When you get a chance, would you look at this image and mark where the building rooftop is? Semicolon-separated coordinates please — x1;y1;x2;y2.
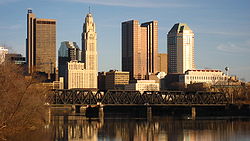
169;23;191;33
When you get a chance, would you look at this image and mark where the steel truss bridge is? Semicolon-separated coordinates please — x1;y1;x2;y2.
47;89;230;106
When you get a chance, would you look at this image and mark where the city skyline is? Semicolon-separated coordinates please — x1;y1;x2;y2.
0;0;249;81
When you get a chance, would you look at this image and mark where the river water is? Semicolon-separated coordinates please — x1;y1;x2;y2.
12;109;250;141
42;109;250;141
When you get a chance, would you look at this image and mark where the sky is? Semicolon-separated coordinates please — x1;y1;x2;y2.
0;0;250;81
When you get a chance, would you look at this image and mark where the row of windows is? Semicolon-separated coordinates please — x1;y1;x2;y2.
186;76;226;81
37;21;56;24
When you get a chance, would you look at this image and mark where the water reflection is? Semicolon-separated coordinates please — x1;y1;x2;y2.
50;112;250;141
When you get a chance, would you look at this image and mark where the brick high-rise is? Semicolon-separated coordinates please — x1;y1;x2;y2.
26;9;56;80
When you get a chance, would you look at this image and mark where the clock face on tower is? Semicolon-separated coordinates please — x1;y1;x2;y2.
89;34;94;39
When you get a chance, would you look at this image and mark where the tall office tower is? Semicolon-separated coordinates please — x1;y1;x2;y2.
81;13;98;88
141;21;158;74
58;41;81;78
26;9;56;79
167;23;195;73
122;20;158;80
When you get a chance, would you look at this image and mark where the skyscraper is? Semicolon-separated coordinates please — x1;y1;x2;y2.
122;20;158;80
26;9;56;79
141;21;158;74
81;12;98;88
58;41;81;80
167;23;195;74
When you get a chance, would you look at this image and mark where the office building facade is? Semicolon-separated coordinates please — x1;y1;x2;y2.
105;70;129;90
179;69;228;86
122;20;158;80
26;9;56;79
157;53;168;73
167;23;195;74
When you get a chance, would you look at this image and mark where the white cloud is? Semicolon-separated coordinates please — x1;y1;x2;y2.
216;41;250;54
58;0;194;8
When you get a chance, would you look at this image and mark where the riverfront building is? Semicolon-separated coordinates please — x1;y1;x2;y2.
105;70;129;90
122;20;158;80
179;69;228;86
167;23;195;73
26;9;56;80
125;80;159;93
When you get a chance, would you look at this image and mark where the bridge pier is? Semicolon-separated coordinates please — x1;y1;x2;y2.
71;105;82;113
147;107;152;120
99;106;104;121
191;107;196;119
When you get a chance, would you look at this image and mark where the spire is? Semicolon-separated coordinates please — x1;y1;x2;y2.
88;6;91;14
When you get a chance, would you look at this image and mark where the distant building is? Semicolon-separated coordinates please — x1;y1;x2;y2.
125;80;159;93
42;77;64;90
122;20;158;80
179;69;228;86
98;72;106;91
167;23;195;73
58;41;81;79
105;70;129;90
157;53;168;73
5;54;26;65
26;9;56;80
0;47;8;64
65;61;85;89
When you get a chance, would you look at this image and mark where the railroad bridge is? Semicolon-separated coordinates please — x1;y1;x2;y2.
47;89;229;106
47;89;232;118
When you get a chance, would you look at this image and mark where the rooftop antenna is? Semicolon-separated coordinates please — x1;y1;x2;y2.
88;6;91;14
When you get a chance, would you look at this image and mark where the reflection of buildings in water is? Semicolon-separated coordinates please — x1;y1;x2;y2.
51;114;250;141
51;115;103;141
183;130;214;141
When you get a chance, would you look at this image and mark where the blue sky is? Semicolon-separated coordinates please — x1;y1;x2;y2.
0;0;250;81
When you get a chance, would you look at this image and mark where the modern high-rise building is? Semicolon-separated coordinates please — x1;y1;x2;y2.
157;53;168;73
58;41;81;78
167;23;195;74
122;20;158;80
26;9;56;79
141;21;158;74
81;12;98;88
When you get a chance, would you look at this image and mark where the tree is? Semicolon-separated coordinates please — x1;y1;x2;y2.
0;63;49;139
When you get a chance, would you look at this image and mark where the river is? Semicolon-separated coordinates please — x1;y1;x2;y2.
12;108;250;141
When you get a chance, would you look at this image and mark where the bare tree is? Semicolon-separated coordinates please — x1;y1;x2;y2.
0;63;49;139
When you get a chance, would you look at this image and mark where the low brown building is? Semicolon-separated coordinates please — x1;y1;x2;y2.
105;70;129;90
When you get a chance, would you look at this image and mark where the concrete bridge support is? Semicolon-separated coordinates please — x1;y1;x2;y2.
147;107;152;120
192;107;196;119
